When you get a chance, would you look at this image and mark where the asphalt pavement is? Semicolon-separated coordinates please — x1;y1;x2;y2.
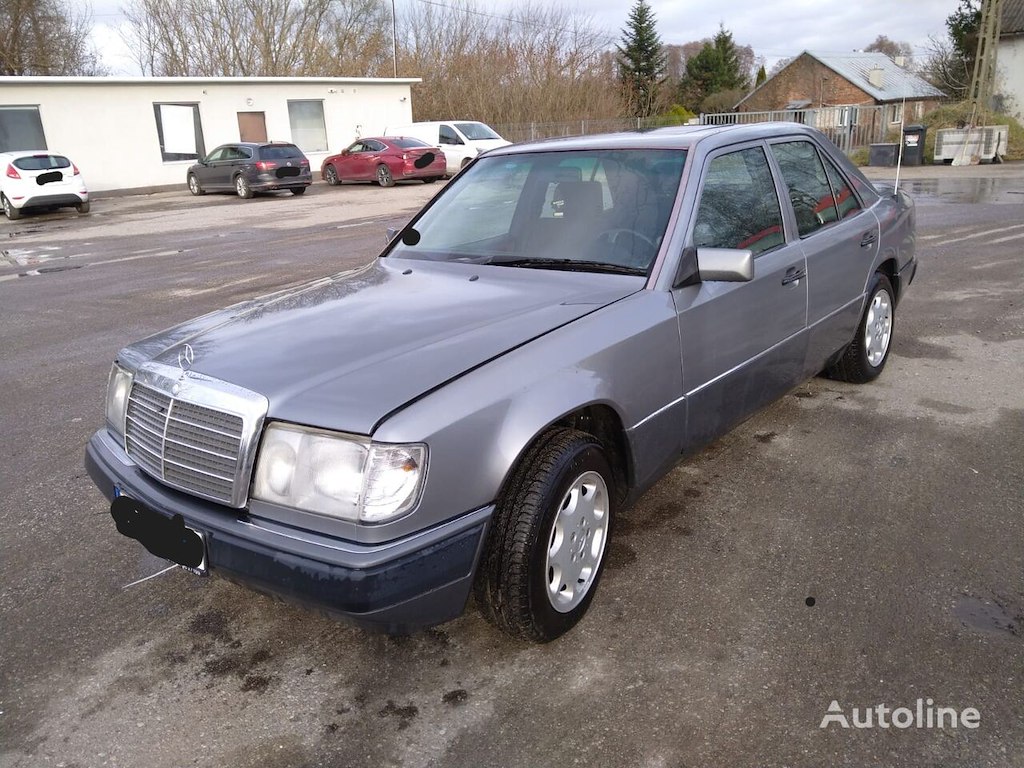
0;163;1022;768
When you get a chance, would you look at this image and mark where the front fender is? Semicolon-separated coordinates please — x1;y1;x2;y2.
373;290;683;538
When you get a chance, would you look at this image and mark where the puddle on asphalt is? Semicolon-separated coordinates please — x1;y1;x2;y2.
953;595;1019;635
898;176;1024;204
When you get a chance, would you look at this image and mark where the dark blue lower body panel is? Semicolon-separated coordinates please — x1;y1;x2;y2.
86;430;490;634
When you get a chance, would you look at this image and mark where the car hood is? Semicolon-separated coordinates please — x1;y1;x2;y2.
120;259;641;435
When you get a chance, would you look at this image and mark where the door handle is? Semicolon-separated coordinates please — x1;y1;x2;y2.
781;266;806;286
860;231;878;247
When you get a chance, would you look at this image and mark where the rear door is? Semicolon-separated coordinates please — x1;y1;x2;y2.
672;143;808;448
11;153;77;193
767;139;878;374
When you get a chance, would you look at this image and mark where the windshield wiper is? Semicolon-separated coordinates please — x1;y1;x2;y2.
485;257;647;276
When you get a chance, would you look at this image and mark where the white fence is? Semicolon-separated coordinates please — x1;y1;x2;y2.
699;106;891;154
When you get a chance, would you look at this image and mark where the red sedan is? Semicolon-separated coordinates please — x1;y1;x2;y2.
321;137;447;187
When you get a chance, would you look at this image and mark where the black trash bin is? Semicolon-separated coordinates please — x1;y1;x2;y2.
902;124;926;166
869;143;899;167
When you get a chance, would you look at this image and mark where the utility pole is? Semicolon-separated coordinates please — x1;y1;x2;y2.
966;0;1002;124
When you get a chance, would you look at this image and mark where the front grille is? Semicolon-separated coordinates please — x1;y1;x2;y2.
125;382;245;505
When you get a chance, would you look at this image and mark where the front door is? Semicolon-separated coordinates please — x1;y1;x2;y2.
237;112;267;143
672;143;808;450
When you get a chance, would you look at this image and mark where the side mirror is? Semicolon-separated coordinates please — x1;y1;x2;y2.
697;247;754;282
673;246;754;287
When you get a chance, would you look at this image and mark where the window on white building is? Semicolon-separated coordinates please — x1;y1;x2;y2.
153;103;205;162
288;100;328;152
0;106;47;152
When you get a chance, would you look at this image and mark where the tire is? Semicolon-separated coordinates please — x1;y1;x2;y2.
422;177;438;184
187;174;205;196
76;201;90;214
475;428;615;642
235;175;253;199
2;194;22;220
828;273;895;383
324;165;340;186
376;164;395;187
290;186;306;196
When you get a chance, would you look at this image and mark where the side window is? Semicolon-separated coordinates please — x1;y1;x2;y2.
365;140;386;152
821;155;862;219
770;141;839;237
693;147;784;257
238;147;253;160
439;126;462;145
206;147;227;162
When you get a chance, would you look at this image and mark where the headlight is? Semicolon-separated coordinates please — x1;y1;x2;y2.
252;422;426;523
105;363;134;438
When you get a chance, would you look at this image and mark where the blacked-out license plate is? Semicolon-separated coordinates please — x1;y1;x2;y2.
110;493;208;576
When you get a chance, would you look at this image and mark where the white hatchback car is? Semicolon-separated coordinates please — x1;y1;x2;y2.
1;150;90;220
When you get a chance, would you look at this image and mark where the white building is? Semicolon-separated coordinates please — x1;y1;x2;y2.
0;76;420;192
997;1;1024;119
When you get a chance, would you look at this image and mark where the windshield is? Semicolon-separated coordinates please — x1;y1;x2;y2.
388;149;686;275
455;122;502;141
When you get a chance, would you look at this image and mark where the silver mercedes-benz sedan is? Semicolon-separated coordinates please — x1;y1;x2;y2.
87;123;916;642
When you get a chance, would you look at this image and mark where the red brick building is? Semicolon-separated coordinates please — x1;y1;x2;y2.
737;52;945;123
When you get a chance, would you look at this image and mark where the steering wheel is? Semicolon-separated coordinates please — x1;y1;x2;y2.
593;228;659;267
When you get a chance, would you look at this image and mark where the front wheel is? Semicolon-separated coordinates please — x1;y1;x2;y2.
235;175;253;199
475;428;614;642
187;174;204;196
324;165;340;186
828;273;895;383
3;194;22;220
376;164;395;187
290;186;306;196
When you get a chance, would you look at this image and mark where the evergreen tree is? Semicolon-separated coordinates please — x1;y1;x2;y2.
616;0;667;119
677;26;748;111
755;64;767;88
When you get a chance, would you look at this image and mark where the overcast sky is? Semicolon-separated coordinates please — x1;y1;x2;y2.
87;0;960;76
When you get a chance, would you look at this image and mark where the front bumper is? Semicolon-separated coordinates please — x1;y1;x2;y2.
85;429;491;633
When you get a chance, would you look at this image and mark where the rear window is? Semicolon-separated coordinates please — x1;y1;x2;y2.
13;155;71;171
259;145;304;160
390;137;432;149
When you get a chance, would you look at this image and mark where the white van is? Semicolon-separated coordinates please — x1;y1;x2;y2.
383;121;510;176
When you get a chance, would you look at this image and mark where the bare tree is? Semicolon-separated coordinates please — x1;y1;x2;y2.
0;0;106;75
121;0;392;76
398;1;622;124
864;34;914;65
918;34;969;98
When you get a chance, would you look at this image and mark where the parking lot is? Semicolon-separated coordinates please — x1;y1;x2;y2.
1;167;1022;768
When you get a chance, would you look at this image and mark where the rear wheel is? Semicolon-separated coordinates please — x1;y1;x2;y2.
235;175;253;199
828;273;895;383
290;187;306;196
324;165;340;186
187;173;204;196
422;177;439;184
2;194;21;220
376;164;395;187
475;428;614;642
76;201;90;214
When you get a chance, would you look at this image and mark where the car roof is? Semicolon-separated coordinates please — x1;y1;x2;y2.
487;122;829;155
